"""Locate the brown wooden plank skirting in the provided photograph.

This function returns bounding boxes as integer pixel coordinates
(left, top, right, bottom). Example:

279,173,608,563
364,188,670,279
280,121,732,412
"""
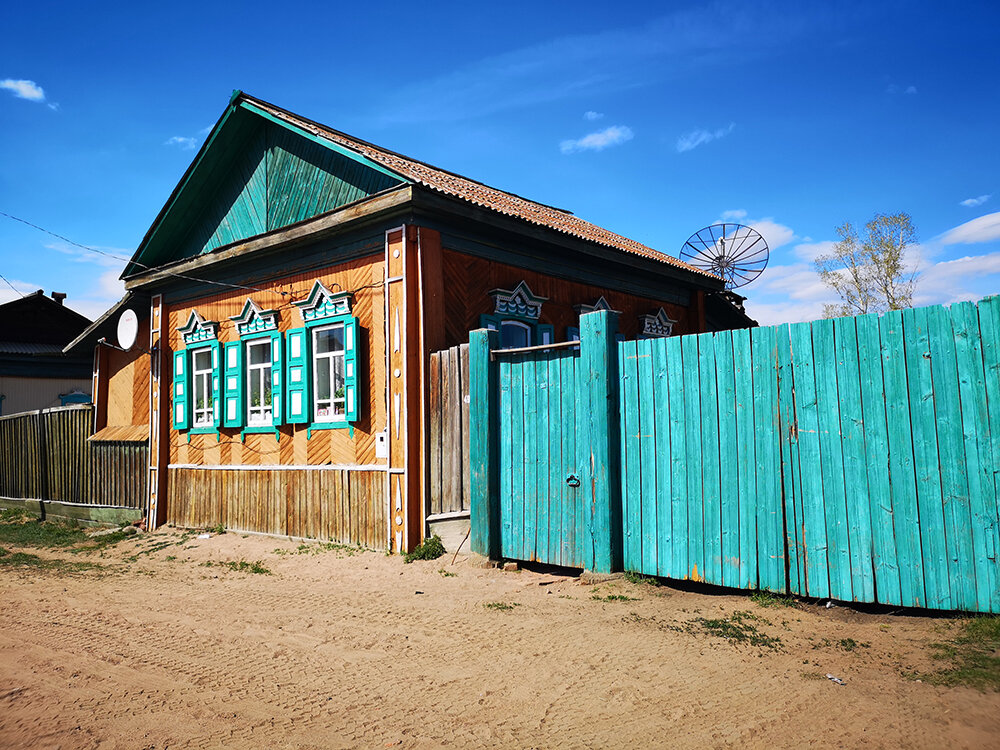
166,467,388,549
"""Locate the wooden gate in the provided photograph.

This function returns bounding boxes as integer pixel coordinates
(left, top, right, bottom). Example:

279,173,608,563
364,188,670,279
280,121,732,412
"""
496,346,586,568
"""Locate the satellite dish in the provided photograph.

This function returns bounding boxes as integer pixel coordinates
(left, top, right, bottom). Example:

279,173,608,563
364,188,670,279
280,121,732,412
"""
680,223,769,290
117,309,139,351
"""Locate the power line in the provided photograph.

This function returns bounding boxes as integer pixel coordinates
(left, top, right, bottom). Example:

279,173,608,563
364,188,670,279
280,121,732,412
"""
0,210,290,297
0,272,26,298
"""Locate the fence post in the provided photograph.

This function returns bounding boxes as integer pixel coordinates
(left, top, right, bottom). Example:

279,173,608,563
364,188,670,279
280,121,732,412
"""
579,310,622,574
469,328,501,560
35,409,48,520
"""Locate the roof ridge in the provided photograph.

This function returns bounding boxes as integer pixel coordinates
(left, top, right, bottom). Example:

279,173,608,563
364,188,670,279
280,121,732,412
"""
237,93,717,280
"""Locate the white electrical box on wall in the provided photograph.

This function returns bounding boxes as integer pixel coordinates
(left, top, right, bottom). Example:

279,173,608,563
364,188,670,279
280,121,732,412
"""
375,430,389,459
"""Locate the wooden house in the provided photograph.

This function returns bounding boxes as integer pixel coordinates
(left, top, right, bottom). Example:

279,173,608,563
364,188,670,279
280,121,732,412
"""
84,91,753,552
0,291,92,416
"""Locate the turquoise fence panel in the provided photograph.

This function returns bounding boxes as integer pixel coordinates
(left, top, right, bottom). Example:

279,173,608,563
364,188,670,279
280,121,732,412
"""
474,296,1000,613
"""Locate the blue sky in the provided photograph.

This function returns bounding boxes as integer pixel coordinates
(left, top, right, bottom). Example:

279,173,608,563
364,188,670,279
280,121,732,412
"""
2,1,999,324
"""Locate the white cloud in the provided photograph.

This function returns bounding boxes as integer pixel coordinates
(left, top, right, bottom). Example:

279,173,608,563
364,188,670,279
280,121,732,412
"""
905,85,917,94
960,194,991,208
791,240,836,263
584,110,604,121
747,218,795,251
938,212,1000,245
886,83,917,95
165,136,198,150
560,125,634,154
719,209,747,221
676,122,735,153
0,79,46,101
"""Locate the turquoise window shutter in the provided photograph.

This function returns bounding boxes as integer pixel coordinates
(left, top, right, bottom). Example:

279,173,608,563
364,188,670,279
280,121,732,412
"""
223,340,244,428
270,331,284,426
285,327,310,424
172,349,190,430
344,317,360,422
211,342,222,428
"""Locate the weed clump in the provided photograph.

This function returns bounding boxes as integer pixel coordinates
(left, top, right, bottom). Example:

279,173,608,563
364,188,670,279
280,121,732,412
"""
691,610,783,650
623,571,661,586
403,535,445,564
922,617,1000,691
750,590,796,608
484,601,520,611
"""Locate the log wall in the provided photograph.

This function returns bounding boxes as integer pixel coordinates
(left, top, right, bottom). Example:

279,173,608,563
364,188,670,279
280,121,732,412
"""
167,467,387,549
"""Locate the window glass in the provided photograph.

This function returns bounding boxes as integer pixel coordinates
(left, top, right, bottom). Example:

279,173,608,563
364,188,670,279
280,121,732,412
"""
313,323,346,421
192,347,213,427
246,339,273,426
500,320,531,349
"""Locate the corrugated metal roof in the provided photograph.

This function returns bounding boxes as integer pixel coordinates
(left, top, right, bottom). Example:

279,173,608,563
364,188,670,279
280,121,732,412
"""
244,97,718,281
0,342,67,355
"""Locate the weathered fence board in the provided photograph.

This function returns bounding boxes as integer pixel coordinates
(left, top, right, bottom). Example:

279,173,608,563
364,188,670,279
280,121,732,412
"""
0,405,146,509
427,344,471,517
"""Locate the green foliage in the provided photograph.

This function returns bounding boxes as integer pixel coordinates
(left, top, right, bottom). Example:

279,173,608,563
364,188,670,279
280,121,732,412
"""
837,637,870,652
0,515,86,548
484,601,520,611
274,541,360,557
438,568,457,577
623,571,661,586
690,611,783,650
0,546,101,573
592,593,639,602
750,590,796,608
209,523,226,535
922,617,1000,692
403,535,445,563
815,212,917,317
201,559,271,574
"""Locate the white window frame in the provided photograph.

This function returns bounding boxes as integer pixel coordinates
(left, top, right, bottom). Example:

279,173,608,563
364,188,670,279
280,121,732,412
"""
312,322,348,423
191,346,214,427
245,338,273,426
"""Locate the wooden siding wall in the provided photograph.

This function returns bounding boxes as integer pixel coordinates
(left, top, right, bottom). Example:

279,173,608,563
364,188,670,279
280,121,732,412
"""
166,253,386,468
427,344,470,516
167,468,387,549
0,405,146,508
439,248,692,348
103,316,151,429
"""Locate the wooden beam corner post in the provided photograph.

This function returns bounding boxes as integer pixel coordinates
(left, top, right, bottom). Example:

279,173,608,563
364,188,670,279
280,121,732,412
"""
580,310,622,574
469,328,500,560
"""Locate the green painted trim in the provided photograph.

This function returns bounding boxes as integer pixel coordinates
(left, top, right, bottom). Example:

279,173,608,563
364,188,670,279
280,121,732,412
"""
241,426,279,438
239,102,409,184
0,497,142,527
189,427,219,437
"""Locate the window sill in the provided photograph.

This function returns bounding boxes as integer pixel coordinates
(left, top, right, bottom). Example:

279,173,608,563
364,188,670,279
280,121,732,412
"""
307,421,354,438
241,426,280,441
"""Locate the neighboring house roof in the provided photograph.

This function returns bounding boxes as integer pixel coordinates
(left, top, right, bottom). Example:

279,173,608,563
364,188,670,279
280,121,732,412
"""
124,92,719,283
0,290,92,346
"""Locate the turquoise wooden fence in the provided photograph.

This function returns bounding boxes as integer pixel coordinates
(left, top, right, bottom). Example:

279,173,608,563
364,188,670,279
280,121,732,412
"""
472,298,1000,614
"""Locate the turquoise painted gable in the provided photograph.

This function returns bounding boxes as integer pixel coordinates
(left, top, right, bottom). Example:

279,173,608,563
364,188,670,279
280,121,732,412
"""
175,122,403,260
130,106,406,271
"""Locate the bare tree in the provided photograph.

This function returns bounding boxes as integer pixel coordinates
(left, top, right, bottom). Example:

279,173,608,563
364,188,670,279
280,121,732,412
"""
815,212,917,318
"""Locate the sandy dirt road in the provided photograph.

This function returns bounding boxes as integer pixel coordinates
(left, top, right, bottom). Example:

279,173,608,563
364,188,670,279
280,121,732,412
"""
0,528,997,749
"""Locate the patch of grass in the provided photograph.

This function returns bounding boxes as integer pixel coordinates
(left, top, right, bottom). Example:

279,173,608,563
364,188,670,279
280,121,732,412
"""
438,568,456,577
0,516,86,548
623,571,661,586
208,523,226,535
0,546,101,573
201,559,270,574
592,593,639,602
275,541,361,557
484,601,520,611
750,590,796,608
838,638,870,652
165,555,177,561
76,529,136,551
690,610,783,651
403,535,445,564
921,617,1000,692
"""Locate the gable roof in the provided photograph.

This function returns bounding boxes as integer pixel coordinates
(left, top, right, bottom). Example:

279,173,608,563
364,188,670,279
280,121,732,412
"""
125,92,716,282
242,95,713,278
0,290,91,346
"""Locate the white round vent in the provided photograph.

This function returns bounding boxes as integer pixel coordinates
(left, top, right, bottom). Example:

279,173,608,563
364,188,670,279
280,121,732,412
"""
117,309,139,351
